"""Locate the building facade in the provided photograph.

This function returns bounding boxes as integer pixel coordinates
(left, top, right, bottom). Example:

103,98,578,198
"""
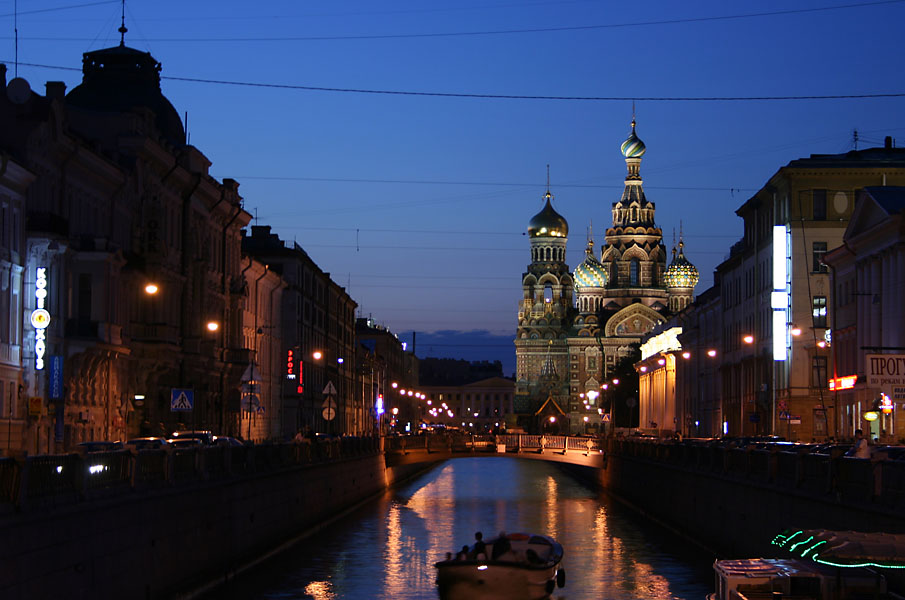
824,184,905,443
243,225,359,437
1,40,255,453
514,121,698,434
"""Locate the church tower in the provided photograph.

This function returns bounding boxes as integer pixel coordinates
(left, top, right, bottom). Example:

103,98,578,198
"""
664,226,700,312
514,186,573,430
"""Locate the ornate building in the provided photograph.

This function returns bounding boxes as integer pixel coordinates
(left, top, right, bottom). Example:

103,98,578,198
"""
514,121,699,434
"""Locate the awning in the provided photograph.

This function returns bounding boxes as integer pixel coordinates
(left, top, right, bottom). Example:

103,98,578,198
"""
772,528,905,568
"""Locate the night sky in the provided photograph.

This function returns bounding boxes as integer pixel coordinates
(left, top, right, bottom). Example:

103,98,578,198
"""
5,0,904,376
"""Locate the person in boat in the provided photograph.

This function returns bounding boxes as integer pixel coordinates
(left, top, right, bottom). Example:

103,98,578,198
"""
471,531,487,559
491,531,511,560
456,545,469,560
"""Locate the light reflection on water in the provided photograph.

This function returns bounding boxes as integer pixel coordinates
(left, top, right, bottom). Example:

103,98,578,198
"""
208,458,712,600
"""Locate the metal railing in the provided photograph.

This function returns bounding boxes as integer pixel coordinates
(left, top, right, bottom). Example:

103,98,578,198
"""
0,436,380,512
383,433,603,454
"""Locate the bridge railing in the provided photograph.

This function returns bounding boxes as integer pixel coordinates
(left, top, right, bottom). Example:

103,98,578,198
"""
0,436,381,513
384,433,603,454
614,438,905,509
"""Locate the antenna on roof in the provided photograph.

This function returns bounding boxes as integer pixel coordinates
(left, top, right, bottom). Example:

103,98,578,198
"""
546,164,550,191
118,0,127,46
853,129,859,151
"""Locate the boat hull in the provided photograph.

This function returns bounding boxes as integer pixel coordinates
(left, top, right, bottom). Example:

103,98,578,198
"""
436,561,560,600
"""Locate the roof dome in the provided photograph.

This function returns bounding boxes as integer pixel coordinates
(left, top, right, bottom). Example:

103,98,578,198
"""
66,44,186,146
664,241,699,289
528,191,569,238
574,240,608,288
620,119,646,158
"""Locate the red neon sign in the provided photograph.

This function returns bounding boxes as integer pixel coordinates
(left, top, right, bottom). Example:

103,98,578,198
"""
828,375,857,391
286,349,296,379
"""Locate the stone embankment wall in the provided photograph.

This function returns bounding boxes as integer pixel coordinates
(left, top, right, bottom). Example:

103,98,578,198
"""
0,442,432,600
591,440,905,558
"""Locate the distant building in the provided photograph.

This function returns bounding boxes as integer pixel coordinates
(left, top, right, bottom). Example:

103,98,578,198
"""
356,318,418,433
420,377,515,433
514,120,698,434
243,225,358,436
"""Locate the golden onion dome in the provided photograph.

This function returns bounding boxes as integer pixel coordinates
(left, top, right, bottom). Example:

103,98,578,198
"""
528,191,569,238
664,241,699,289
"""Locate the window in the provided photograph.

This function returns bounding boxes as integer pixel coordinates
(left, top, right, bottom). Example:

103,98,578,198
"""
812,242,828,273
812,189,827,221
812,356,828,389
78,273,92,320
630,259,640,286
812,296,827,328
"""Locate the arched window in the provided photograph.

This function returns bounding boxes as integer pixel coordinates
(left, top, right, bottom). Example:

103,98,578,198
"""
544,284,553,303
630,259,640,286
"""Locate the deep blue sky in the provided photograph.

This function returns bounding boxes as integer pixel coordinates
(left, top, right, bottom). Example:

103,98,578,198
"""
4,1,905,376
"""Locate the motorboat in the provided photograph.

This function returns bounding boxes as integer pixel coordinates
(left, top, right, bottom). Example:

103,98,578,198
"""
707,557,887,600
435,532,565,600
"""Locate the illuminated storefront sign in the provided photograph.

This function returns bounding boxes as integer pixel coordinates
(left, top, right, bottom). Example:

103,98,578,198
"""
772,225,790,361
828,375,857,391
286,349,296,380
30,267,51,370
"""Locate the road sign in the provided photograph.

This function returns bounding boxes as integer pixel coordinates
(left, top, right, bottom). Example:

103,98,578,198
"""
602,413,611,423
170,389,194,411
323,381,337,396
241,393,260,412
322,397,336,421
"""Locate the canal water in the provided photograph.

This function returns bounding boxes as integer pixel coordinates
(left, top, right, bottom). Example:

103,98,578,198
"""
208,457,713,599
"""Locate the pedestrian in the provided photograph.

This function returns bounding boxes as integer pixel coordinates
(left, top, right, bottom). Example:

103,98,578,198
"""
491,531,511,560
293,429,304,444
848,429,871,458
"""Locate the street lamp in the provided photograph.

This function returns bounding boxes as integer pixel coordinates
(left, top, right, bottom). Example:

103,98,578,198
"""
206,321,219,332
144,283,159,295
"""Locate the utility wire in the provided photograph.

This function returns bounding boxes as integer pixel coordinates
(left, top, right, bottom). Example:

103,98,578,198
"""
0,0,117,18
6,61,904,102
9,1,904,41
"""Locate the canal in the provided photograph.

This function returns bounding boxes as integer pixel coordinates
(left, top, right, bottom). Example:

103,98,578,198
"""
204,457,713,599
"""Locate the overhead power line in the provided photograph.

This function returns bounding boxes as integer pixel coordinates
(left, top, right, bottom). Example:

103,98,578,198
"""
7,1,904,41
8,60,904,102
0,1,117,19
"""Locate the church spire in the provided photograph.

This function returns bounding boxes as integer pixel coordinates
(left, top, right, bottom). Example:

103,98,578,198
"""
118,0,128,46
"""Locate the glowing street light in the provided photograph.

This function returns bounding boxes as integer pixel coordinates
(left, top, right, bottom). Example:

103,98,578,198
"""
743,334,754,344
206,321,219,332
144,283,159,295
312,350,323,360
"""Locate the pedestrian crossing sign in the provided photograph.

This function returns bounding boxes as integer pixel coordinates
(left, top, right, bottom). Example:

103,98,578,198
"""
171,388,194,411
602,413,611,422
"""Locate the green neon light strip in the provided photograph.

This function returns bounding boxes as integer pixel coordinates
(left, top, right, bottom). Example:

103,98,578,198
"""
779,531,804,548
790,536,814,553
816,558,905,570
802,540,826,558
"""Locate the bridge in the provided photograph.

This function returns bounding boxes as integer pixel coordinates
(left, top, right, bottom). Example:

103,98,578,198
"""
383,433,605,468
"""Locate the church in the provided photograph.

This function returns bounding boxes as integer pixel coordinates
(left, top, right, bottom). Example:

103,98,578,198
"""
513,120,700,434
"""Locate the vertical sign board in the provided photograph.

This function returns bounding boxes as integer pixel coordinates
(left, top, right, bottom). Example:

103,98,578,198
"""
866,354,905,402
49,355,64,441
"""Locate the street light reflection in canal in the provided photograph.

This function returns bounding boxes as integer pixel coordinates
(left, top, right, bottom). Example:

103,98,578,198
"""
205,458,711,600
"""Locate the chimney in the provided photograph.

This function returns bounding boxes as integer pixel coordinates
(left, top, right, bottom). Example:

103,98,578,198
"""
885,136,893,149
45,81,66,101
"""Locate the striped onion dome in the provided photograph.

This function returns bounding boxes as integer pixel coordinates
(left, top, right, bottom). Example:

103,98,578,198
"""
573,240,608,288
620,119,646,158
664,241,699,289
528,191,569,238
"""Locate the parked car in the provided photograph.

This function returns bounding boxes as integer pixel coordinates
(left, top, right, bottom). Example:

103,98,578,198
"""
166,437,205,449
125,437,170,452
169,430,214,444
212,435,244,447
76,440,124,454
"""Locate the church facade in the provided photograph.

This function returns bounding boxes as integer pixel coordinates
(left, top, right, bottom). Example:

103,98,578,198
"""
513,121,699,434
